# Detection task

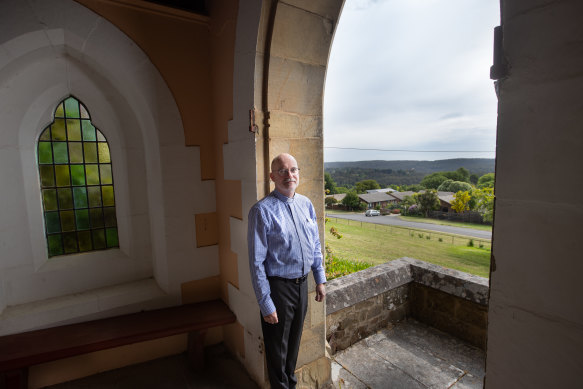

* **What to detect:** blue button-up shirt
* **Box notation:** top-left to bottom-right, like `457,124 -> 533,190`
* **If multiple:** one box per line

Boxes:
248,190 -> 326,315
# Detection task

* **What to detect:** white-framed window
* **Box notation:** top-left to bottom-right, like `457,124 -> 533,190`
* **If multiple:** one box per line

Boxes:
37,96 -> 120,257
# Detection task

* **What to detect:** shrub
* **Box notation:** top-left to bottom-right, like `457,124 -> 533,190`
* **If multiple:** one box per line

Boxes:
468,239 -> 475,247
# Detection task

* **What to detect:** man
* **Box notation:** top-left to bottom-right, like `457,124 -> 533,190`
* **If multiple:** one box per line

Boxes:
248,153 -> 326,389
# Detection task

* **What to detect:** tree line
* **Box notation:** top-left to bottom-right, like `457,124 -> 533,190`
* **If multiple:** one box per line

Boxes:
325,168 -> 495,223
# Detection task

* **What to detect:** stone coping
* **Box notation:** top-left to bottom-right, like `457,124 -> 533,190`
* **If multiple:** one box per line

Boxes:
326,257 -> 489,315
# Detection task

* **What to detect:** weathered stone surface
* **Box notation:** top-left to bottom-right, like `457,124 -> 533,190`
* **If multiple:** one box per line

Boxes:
271,2 -> 333,66
330,320 -> 485,389
326,258 -> 489,354
407,258 -> 489,305
334,341 -> 426,389
296,354 -> 331,389
326,258 -> 413,315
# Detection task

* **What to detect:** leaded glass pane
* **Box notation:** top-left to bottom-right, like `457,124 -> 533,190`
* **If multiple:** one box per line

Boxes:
103,207 -> 117,227
98,142 -> 111,163
92,229 -> 106,249
84,142 -> 97,163
39,128 -> 51,141
102,186 -> 114,207
38,96 -> 119,257
53,142 -> 69,164
38,142 -> 53,164
80,105 -> 90,119
85,164 -> 99,185
39,165 -> 55,187
45,212 -> 61,234
60,210 -> 76,232
57,188 -> 74,209
54,165 -> 70,187
42,189 -> 58,211
90,208 -> 104,228
70,165 -> 85,186
88,186 -> 102,208
75,209 -> 90,230
106,228 -> 119,247
64,97 -> 80,118
63,232 -> 78,253
51,119 -> 66,141
78,230 -> 92,251
69,143 -> 83,163
73,187 -> 88,208
55,103 -> 65,118
100,164 -> 112,184
82,121 -> 96,141
48,235 -> 63,256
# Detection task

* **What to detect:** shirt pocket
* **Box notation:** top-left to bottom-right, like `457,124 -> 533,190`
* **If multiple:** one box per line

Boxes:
303,217 -> 319,247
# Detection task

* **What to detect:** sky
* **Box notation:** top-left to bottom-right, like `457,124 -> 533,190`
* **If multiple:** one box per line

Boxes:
323,0 -> 500,162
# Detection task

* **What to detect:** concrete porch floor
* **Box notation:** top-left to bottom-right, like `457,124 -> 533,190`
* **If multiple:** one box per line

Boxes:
47,319 -> 484,389
330,319 -> 485,389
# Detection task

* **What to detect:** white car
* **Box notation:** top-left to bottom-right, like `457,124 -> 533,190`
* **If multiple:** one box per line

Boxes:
365,209 -> 380,216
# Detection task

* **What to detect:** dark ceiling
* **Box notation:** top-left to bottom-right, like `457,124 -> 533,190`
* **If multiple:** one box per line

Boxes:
143,0 -> 207,15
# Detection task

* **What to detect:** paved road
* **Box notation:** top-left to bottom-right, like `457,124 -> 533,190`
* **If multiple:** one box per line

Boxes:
326,213 -> 492,240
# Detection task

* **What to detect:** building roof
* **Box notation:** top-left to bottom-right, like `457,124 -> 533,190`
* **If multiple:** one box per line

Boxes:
366,187 -> 395,193
358,192 -> 395,204
326,193 -> 346,202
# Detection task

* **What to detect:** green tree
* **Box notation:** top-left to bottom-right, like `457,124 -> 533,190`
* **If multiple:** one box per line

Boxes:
324,172 -> 337,194
470,173 -> 479,185
451,191 -> 471,213
477,173 -> 495,188
341,191 -> 362,210
325,197 -> 338,207
456,167 -> 470,183
437,179 -> 472,193
335,186 -> 350,194
420,173 -> 448,189
414,189 -> 440,217
474,187 -> 495,222
354,179 -> 381,194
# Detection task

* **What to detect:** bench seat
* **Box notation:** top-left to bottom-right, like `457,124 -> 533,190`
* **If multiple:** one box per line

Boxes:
0,299 -> 236,388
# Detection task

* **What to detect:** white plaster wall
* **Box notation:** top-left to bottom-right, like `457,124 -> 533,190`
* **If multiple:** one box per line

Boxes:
0,0 -> 217,335
226,0 -> 267,384
485,0 -> 583,387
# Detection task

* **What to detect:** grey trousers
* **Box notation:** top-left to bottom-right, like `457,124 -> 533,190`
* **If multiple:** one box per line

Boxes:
261,277 -> 308,389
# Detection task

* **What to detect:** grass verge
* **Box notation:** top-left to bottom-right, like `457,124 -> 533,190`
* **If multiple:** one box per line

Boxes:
397,215 -> 493,231
324,218 -> 491,278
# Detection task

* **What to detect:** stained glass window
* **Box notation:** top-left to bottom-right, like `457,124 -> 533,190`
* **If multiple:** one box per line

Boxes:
38,96 -> 119,257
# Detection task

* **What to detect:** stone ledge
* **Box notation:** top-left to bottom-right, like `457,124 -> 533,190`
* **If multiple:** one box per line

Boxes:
405,258 -> 490,305
326,258 -> 413,315
326,258 -> 489,315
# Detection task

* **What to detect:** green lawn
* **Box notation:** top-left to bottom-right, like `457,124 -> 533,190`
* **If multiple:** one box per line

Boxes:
398,215 -> 493,232
324,218 -> 491,278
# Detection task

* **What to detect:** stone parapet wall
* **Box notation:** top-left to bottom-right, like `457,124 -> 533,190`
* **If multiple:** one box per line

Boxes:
410,283 -> 488,350
325,257 -> 489,354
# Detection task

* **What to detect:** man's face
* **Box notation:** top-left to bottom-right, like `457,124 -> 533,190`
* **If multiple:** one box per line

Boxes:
270,154 -> 300,198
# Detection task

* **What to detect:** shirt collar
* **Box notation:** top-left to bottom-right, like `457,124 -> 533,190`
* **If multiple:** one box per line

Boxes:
272,189 -> 295,204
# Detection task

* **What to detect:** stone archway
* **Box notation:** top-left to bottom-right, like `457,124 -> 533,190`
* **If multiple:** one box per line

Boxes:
245,0 -> 345,385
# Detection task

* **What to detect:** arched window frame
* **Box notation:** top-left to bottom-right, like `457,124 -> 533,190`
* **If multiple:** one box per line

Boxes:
37,96 -> 119,257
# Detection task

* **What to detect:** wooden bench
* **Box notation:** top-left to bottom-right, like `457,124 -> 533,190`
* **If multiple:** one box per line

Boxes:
0,299 -> 236,389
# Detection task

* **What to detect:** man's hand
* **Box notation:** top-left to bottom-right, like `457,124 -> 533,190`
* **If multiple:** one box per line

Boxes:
263,311 -> 278,324
315,283 -> 326,302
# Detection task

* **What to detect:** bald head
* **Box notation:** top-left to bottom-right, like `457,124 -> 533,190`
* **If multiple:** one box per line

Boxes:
270,153 -> 300,198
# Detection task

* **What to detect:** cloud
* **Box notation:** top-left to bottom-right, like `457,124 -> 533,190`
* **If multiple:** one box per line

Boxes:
324,0 -> 500,162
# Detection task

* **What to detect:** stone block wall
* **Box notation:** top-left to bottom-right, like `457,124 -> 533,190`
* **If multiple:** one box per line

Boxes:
327,285 -> 409,354
325,257 -> 489,354
410,283 -> 488,350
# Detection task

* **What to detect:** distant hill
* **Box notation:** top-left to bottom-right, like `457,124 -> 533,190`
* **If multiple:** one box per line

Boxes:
325,158 -> 495,188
